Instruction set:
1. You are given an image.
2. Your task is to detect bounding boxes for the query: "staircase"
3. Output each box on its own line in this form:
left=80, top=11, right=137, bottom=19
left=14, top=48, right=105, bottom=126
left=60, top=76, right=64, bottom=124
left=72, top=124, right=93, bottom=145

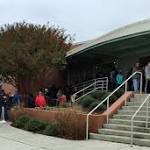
left=90, top=94, right=150, bottom=147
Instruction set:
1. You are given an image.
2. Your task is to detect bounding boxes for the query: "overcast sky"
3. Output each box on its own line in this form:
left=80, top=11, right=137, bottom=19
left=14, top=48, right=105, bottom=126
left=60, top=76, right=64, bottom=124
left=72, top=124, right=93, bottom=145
left=1, top=0, right=150, bottom=42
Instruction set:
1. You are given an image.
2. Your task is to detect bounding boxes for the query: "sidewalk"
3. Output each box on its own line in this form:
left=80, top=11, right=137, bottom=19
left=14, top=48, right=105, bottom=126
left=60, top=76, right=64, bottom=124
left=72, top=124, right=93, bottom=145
left=0, top=122, right=149, bottom=150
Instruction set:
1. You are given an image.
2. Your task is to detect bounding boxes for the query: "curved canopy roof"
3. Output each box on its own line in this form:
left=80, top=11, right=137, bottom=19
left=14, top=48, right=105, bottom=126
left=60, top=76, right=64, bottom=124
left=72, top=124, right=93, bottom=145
left=67, top=19, right=150, bottom=58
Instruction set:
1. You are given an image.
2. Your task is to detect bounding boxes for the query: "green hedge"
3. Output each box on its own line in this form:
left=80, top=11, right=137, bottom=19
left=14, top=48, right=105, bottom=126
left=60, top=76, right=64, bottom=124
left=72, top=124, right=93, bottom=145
left=25, top=119, right=48, bottom=132
left=80, top=95, right=97, bottom=108
left=89, top=101, right=106, bottom=112
left=79, top=90, right=124, bottom=112
left=12, top=116, right=30, bottom=129
left=43, top=122, right=58, bottom=136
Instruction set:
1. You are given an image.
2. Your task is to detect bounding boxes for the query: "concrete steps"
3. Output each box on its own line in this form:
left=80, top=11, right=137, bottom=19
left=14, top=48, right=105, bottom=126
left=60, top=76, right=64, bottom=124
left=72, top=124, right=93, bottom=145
left=90, top=133, right=150, bottom=147
left=98, top=128, right=150, bottom=139
left=117, top=110, right=150, bottom=116
left=122, top=105, right=150, bottom=110
left=104, top=124, right=150, bottom=133
left=109, top=119, right=148, bottom=126
left=114, top=114, right=150, bottom=121
left=90, top=94, right=150, bottom=147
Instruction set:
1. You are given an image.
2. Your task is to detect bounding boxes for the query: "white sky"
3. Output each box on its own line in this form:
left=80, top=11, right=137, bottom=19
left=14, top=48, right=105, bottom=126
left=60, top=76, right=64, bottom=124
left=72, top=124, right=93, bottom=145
left=1, top=0, right=150, bottom=42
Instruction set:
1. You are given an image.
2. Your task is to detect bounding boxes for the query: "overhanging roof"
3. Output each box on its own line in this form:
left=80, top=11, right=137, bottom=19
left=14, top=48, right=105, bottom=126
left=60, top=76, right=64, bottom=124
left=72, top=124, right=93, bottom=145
left=66, top=19, right=150, bottom=58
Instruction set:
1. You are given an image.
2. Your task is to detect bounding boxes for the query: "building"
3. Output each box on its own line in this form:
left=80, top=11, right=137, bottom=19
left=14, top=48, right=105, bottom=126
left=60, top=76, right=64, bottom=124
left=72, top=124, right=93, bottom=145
left=66, top=19, right=150, bottom=86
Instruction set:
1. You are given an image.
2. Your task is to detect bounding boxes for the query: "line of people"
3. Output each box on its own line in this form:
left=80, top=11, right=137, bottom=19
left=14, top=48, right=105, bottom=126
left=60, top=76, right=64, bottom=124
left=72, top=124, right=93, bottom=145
left=110, top=62, right=150, bottom=93
left=27, top=85, right=72, bottom=108
left=0, top=85, right=72, bottom=120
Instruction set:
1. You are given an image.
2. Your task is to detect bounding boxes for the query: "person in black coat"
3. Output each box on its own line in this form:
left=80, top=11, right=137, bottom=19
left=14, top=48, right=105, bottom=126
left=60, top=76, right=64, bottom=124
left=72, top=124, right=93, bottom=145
left=0, top=90, right=8, bottom=120
left=27, top=93, right=35, bottom=108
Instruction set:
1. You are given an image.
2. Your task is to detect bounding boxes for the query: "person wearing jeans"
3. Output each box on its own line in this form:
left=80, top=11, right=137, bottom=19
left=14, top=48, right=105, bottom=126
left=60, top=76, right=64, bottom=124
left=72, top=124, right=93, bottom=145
left=133, top=78, right=140, bottom=92
left=132, top=62, right=141, bottom=93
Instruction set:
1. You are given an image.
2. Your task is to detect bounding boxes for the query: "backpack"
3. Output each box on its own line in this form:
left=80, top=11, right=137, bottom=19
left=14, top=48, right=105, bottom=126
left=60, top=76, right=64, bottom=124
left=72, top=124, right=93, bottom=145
left=116, top=74, right=124, bottom=85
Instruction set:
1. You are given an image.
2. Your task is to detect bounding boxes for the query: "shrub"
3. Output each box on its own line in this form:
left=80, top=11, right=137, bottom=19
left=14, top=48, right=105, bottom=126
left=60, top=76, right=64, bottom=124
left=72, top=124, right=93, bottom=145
left=100, top=92, right=117, bottom=103
left=80, top=96, right=97, bottom=108
left=12, top=115, right=31, bottom=129
left=91, top=91, right=108, bottom=100
left=25, top=119, right=48, bottom=132
left=110, top=94, right=118, bottom=104
left=89, top=101, right=106, bottom=112
left=56, top=110, right=86, bottom=140
left=43, top=122, right=58, bottom=136
left=114, top=89, right=124, bottom=99
left=78, top=96, right=85, bottom=104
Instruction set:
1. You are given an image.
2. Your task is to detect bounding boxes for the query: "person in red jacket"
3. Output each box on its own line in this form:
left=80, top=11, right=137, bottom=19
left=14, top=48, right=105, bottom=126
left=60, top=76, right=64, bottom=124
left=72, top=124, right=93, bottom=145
left=35, top=91, right=46, bottom=107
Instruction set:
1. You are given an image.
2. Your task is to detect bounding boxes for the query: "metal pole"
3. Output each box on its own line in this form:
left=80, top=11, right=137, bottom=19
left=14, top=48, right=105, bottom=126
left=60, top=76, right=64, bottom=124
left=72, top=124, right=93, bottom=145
left=102, top=80, right=104, bottom=92
left=107, top=98, right=109, bottom=124
left=140, top=72, right=143, bottom=94
left=131, top=120, right=133, bottom=146
left=146, top=100, right=149, bottom=128
left=94, top=79, right=96, bottom=90
left=125, top=82, right=128, bottom=93
left=86, top=115, right=89, bottom=140
left=106, top=78, right=109, bottom=92
left=83, top=83, right=85, bottom=95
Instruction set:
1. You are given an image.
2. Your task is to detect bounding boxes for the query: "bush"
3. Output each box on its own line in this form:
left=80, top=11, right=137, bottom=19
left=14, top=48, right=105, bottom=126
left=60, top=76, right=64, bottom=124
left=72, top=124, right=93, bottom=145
left=91, top=91, right=108, bottom=100
left=56, top=110, right=86, bottom=140
left=100, top=92, right=117, bottom=104
left=12, top=115, right=31, bottom=129
left=12, top=110, right=86, bottom=140
left=25, top=119, right=48, bottom=132
left=43, top=122, right=58, bottom=136
left=80, top=96, right=97, bottom=108
left=114, top=89, right=124, bottom=99
left=89, top=101, right=106, bottom=112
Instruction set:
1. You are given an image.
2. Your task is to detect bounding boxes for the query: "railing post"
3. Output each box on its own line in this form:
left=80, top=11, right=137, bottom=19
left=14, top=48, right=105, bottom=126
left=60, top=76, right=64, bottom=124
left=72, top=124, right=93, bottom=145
left=131, top=120, right=133, bottom=146
left=86, top=115, right=89, bottom=140
left=94, top=79, right=96, bottom=90
left=83, top=83, right=85, bottom=95
left=106, top=78, right=108, bottom=92
left=107, top=97, right=109, bottom=124
left=146, top=100, right=149, bottom=128
left=125, top=81, right=128, bottom=93
left=140, top=72, right=143, bottom=94
left=102, top=80, right=104, bottom=92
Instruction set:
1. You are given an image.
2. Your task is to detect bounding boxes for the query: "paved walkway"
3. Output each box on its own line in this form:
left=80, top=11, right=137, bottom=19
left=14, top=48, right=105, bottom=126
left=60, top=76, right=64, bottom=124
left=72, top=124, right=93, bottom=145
left=0, top=122, right=149, bottom=150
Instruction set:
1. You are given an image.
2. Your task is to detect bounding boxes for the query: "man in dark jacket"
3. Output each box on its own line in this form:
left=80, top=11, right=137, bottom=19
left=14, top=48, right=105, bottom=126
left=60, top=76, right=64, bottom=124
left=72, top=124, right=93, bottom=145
left=0, top=90, right=8, bottom=121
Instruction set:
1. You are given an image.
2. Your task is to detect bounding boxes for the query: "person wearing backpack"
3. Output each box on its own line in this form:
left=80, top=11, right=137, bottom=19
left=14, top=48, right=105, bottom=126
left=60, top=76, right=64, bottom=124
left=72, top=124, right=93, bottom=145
left=144, top=62, right=150, bottom=93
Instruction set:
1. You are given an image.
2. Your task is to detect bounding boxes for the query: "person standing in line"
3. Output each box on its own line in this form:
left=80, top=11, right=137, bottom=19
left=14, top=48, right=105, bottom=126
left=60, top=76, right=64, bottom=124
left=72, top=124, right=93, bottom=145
left=0, top=90, right=8, bottom=120
left=132, top=62, right=142, bottom=93
left=35, top=91, right=46, bottom=107
left=12, top=91, right=22, bottom=106
left=144, top=62, right=150, bottom=93
left=110, top=67, right=118, bottom=90
left=116, top=70, right=124, bottom=87
left=27, top=93, right=35, bottom=108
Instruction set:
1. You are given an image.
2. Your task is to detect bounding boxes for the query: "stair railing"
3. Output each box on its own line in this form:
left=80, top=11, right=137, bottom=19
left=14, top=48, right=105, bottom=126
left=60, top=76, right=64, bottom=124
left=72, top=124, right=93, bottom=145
left=72, top=77, right=108, bottom=92
left=86, top=71, right=142, bottom=140
left=71, top=77, right=109, bottom=103
left=130, top=94, right=150, bottom=146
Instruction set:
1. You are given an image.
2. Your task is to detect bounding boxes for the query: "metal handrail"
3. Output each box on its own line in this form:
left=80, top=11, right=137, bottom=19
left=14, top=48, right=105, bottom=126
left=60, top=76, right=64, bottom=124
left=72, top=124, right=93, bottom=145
left=86, top=71, right=143, bottom=140
left=73, top=77, right=108, bottom=89
left=130, top=94, right=150, bottom=146
left=72, top=77, right=109, bottom=103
